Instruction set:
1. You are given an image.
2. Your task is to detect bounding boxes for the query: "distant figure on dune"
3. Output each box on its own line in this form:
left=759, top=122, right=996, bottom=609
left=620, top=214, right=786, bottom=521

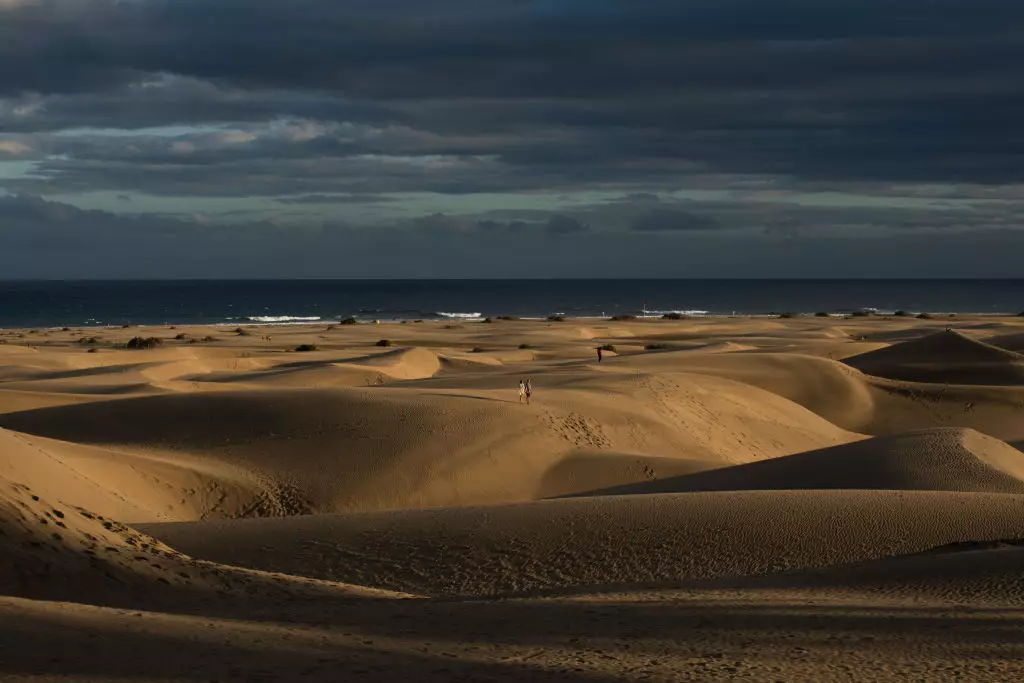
left=525, top=378, right=533, bottom=404
left=597, top=347, right=603, bottom=362
left=519, top=379, right=526, bottom=404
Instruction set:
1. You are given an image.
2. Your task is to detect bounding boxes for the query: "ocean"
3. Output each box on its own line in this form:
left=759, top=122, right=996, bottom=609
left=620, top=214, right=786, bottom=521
left=1, top=279, right=1023, bottom=329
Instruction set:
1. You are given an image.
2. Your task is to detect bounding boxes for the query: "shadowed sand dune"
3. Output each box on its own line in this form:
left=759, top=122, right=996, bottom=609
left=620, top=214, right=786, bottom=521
left=0, top=474, right=392, bottom=609
left=844, top=330, right=1024, bottom=385
left=574, top=428, right=1024, bottom=496
left=985, top=331, right=1024, bottom=353
left=141, top=490, right=1024, bottom=597
left=724, top=539, right=1024, bottom=605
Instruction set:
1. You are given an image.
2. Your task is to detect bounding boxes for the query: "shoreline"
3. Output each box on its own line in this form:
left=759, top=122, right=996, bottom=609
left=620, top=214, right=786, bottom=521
left=2, top=310, right=1021, bottom=332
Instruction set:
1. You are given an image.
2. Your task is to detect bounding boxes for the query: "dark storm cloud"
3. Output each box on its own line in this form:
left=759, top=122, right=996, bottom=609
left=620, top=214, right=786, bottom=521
left=1, top=0, right=1022, bottom=191
left=545, top=214, right=588, bottom=235
left=5, top=194, right=1024, bottom=279
left=274, top=194, right=396, bottom=205
left=630, top=210, right=722, bottom=232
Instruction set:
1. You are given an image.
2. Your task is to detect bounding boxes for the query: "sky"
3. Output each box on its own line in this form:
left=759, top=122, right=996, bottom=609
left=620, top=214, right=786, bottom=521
left=1, top=0, right=1022, bottom=278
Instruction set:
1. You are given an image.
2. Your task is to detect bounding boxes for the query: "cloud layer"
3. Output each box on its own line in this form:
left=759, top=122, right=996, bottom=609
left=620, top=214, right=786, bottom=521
left=1, top=1, right=1022, bottom=276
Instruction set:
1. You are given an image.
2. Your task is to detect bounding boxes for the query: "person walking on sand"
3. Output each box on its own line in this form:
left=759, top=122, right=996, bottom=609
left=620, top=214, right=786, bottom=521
left=597, top=347, right=603, bottom=362
left=518, top=379, right=526, bottom=404
left=525, top=378, right=533, bottom=405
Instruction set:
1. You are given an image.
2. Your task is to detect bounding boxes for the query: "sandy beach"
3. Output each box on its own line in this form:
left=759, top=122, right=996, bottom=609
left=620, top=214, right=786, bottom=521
left=3, top=314, right=1024, bottom=681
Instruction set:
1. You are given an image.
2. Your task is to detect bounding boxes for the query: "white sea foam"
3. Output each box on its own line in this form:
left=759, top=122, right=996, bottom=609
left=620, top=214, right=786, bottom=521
left=246, top=315, right=322, bottom=323
left=644, top=309, right=710, bottom=317
left=436, top=311, right=483, bottom=319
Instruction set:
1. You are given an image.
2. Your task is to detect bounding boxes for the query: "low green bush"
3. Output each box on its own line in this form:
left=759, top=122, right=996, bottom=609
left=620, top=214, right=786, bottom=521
left=126, top=336, right=162, bottom=350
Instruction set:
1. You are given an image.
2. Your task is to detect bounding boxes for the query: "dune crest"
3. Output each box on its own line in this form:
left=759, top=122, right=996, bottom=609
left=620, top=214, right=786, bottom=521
left=845, top=329, right=1024, bottom=385
left=575, top=428, right=1024, bottom=496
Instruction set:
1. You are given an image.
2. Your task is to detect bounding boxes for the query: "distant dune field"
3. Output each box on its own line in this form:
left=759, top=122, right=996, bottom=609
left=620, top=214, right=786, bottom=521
left=4, top=315, right=1024, bottom=681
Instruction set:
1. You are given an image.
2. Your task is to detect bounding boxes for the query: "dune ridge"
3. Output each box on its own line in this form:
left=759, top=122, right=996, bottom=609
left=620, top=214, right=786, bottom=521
left=576, top=427, right=1024, bottom=496
left=845, top=329, right=1024, bottom=385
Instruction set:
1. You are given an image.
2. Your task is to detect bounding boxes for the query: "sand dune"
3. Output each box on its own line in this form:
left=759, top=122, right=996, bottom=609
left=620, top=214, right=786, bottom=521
left=0, top=371, right=855, bottom=514
left=578, top=428, right=1024, bottom=496
left=141, top=490, right=1024, bottom=597
left=727, top=538, right=1024, bottom=605
left=0, top=474, right=389, bottom=609
left=985, top=331, right=1024, bottom=353
left=620, top=345, right=1024, bottom=442
left=5, top=316, right=1024, bottom=681
left=845, top=329, right=1024, bottom=385
left=621, top=350, right=877, bottom=431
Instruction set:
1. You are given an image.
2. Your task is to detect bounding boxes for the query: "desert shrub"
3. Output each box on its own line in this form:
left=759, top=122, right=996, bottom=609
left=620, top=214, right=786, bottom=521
left=86, top=348, right=98, bottom=353
left=471, top=347, right=486, bottom=353
left=61, top=327, right=71, bottom=332
left=518, top=343, right=533, bottom=349
left=413, top=320, right=424, bottom=324
left=1018, top=310, right=1024, bottom=317
left=78, top=337, right=99, bottom=345
left=778, top=312, right=796, bottom=319
left=121, top=323, right=137, bottom=329
left=850, top=310, right=874, bottom=318
left=645, top=343, right=669, bottom=351
left=174, top=333, right=191, bottom=340
left=201, top=335, right=217, bottom=342
left=610, top=314, right=636, bottom=322
left=234, top=327, right=252, bottom=336
left=547, top=315, right=565, bottom=322
left=294, top=344, right=318, bottom=352
left=893, top=310, right=912, bottom=317
left=661, top=312, right=687, bottom=320
left=814, top=311, right=830, bottom=318
left=376, top=339, right=393, bottom=347
left=916, top=312, right=934, bottom=320
left=339, top=317, right=358, bottom=325
left=126, top=336, right=162, bottom=350
left=600, top=344, right=617, bottom=352
left=497, top=315, right=519, bottom=321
